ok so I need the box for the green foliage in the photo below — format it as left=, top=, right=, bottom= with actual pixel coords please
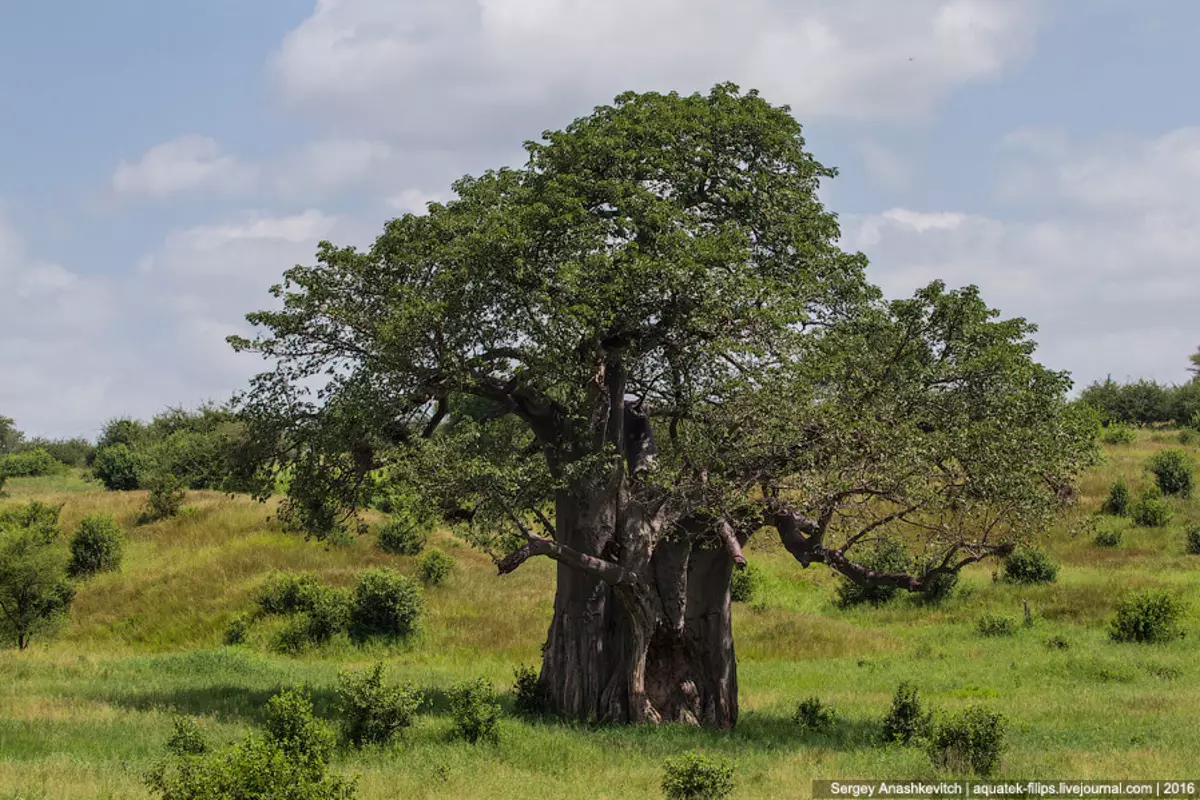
left=142, top=470, right=186, bottom=522
left=448, top=678, right=500, bottom=744
left=0, top=502, right=74, bottom=649
left=147, top=688, right=355, bottom=800
left=376, top=518, right=426, bottom=556
left=1100, top=478, right=1131, bottom=516
left=835, top=539, right=912, bottom=607
left=165, top=716, right=209, bottom=756
left=1094, top=527, right=1122, bottom=547
left=416, top=549, right=454, bottom=586
left=917, top=566, right=959, bottom=605
left=928, top=706, right=1006, bottom=776
left=1081, top=377, right=1200, bottom=427
left=881, top=682, right=932, bottom=745
left=1099, top=423, right=1138, bottom=445
left=256, top=571, right=324, bottom=616
left=1131, top=485, right=1172, bottom=528
left=223, top=613, right=252, bottom=646
left=255, top=572, right=350, bottom=649
left=1179, top=428, right=1197, bottom=446
left=0, top=448, right=68, bottom=478
left=1186, top=526, right=1200, bottom=555
left=792, top=697, right=836, bottom=733
left=0, top=415, right=22, bottom=455
left=1002, top=546, right=1058, bottom=585
left=349, top=568, right=423, bottom=641
left=67, top=515, right=125, bottom=577
left=661, top=751, right=735, bottom=800
left=976, top=614, right=1017, bottom=637
left=512, top=665, right=545, bottom=717
left=335, top=663, right=422, bottom=748
left=93, top=444, right=144, bottom=491
left=730, top=563, right=761, bottom=603
left=18, top=437, right=94, bottom=468
left=1109, top=590, right=1186, bottom=644
left=1147, top=449, right=1194, bottom=498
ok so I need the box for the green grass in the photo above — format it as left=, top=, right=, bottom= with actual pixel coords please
left=2, top=432, right=1200, bottom=798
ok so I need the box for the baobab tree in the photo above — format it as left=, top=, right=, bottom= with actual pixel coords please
left=230, top=84, right=1096, bottom=730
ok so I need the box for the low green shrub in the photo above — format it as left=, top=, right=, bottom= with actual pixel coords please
left=257, top=571, right=323, bottom=616
left=835, top=538, right=911, bottom=607
left=1100, top=423, right=1137, bottom=445
left=792, top=697, right=836, bottom=733
left=223, top=613, right=253, bottom=646
left=377, top=518, right=426, bottom=556
left=1094, top=528, right=1122, bottom=547
left=661, top=751, right=735, bottom=800
left=336, top=663, right=422, bottom=748
left=67, top=515, right=125, bottom=577
left=1131, top=485, right=1172, bottom=528
left=512, top=665, right=545, bottom=717
left=1186, top=526, right=1200, bottom=555
left=141, top=471, right=185, bottom=522
left=448, top=678, right=500, bottom=744
left=165, top=716, right=209, bottom=756
left=349, top=568, right=423, bottom=641
left=1109, top=590, right=1186, bottom=644
left=1100, top=478, right=1130, bottom=517
left=1002, top=547, right=1058, bottom=585
left=92, top=444, right=144, bottom=491
left=976, top=614, right=1016, bottom=637
left=417, top=549, right=454, bottom=586
left=928, top=706, right=1006, bottom=776
left=730, top=562, right=762, bottom=603
left=881, top=682, right=932, bottom=745
left=0, top=448, right=67, bottom=478
left=1147, top=450, right=1194, bottom=497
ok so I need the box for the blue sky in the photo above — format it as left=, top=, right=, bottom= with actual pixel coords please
left=2, top=0, right=1198, bottom=438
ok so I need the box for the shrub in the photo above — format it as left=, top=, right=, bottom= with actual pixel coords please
left=302, top=586, right=351, bottom=643
left=881, top=682, right=932, bottom=745
left=928, top=706, right=1006, bottom=776
left=1099, top=423, right=1137, bottom=445
left=917, top=568, right=959, bottom=605
left=1179, top=428, right=1197, bottom=446
left=264, top=688, right=336, bottom=761
left=29, top=437, right=94, bottom=468
left=223, top=613, right=252, bottom=646
left=376, top=517, right=426, bottom=556
left=1109, top=590, right=1186, bottom=644
left=792, top=697, right=836, bottom=733
left=976, top=614, right=1016, bottom=637
left=1002, top=546, right=1058, bottom=585
left=0, top=502, right=74, bottom=650
left=1100, top=478, right=1130, bottom=516
left=1131, top=485, right=1172, bottom=528
left=448, top=678, right=500, bottom=744
left=92, top=444, right=144, bottom=491
left=0, top=448, right=67, bottom=478
left=141, top=471, right=185, bottom=522
left=67, top=515, right=125, bottom=577
left=166, top=716, right=209, bottom=756
left=661, top=751, right=735, bottom=800
left=417, top=549, right=454, bottom=586
left=512, top=665, right=545, bottom=717
left=336, top=663, right=422, bottom=748
left=835, top=538, right=911, bottom=607
left=730, top=562, right=762, bottom=603
left=1186, top=526, right=1200, bottom=555
left=257, top=571, right=324, bottom=616
left=1148, top=450, right=1194, bottom=497
left=349, top=568, right=423, bottom=641
left=1094, top=527, right=1122, bottom=547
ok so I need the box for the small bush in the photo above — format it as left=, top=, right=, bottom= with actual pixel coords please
left=273, top=615, right=317, bottom=654
left=376, top=518, right=426, bottom=556
left=512, top=665, right=545, bottom=717
left=792, top=697, right=836, bottom=733
left=223, top=613, right=253, bottom=646
left=1094, top=528, right=1122, bottom=547
left=67, top=515, right=125, bottom=577
left=730, top=563, right=762, bottom=603
left=257, top=571, right=323, bottom=616
left=1002, top=547, right=1058, bottom=585
left=928, top=706, right=1006, bottom=776
left=976, top=614, right=1016, bottom=637
left=835, top=538, right=911, bottom=607
left=917, top=568, right=959, bottom=605
left=1109, top=590, right=1186, bottom=644
left=1100, top=478, right=1131, bottom=517
left=1131, top=485, right=1172, bottom=528
left=661, top=751, right=735, bottom=800
left=1147, top=450, right=1194, bottom=497
left=263, top=687, right=336, bottom=762
left=349, top=568, right=423, bottom=641
left=1179, top=428, right=1197, bottom=446
left=336, top=663, right=422, bottom=748
left=0, top=448, right=67, bottom=478
left=1100, top=423, right=1137, bottom=445
left=881, top=682, right=932, bottom=745
left=448, top=678, right=500, bottom=744
left=142, top=471, right=185, bottom=522
left=166, top=716, right=209, bottom=756
left=92, top=444, right=144, bottom=491
left=303, top=586, right=351, bottom=643
left=1186, top=526, right=1200, bottom=555
left=417, top=549, right=454, bottom=586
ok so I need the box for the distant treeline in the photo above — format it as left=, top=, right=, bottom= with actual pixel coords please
left=1080, top=378, right=1200, bottom=427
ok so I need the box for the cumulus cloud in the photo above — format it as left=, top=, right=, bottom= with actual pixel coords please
left=112, top=135, right=258, bottom=199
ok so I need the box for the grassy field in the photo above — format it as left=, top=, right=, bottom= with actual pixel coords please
left=2, top=431, right=1200, bottom=798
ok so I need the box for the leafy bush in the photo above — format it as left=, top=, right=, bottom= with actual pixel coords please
left=792, top=697, right=836, bottom=733
left=272, top=616, right=316, bottom=654
left=448, top=678, right=500, bottom=744
left=257, top=571, right=324, bottom=616
left=0, top=501, right=74, bottom=650
left=1094, top=527, right=1122, bottom=547
left=661, top=751, right=735, bottom=800
left=24, top=437, right=94, bottom=468
left=881, top=682, right=932, bottom=745
left=1131, top=485, right=1172, bottom=528
left=928, top=706, right=1006, bottom=776
left=336, top=663, right=422, bottom=748
left=376, top=517, right=427, bottom=556
left=257, top=574, right=350, bottom=651
left=166, top=716, right=209, bottom=756
left=1100, top=478, right=1130, bottom=516
left=917, top=567, right=959, bottom=605
left=730, top=562, right=761, bottom=603
left=223, top=613, right=252, bottom=646
left=1099, top=423, right=1137, bottom=445
left=0, top=448, right=67, bottom=478
left=67, top=515, right=125, bottom=577
left=1148, top=450, right=1194, bottom=498
left=302, top=586, right=351, bottom=644
left=92, top=444, right=144, bottom=491
left=1109, top=590, right=1186, bottom=644
left=512, top=665, right=545, bottom=717
left=417, top=549, right=454, bottom=586
left=1186, top=526, right=1200, bottom=555
left=976, top=614, right=1016, bottom=637
left=141, top=471, right=186, bottom=522
left=349, top=568, right=423, bottom=641
left=835, top=538, right=911, bottom=607
left=1002, top=546, right=1058, bottom=585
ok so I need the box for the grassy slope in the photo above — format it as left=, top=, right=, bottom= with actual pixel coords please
left=2, top=432, right=1200, bottom=798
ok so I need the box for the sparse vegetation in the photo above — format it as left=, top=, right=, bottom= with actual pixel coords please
left=976, top=614, right=1017, bottom=637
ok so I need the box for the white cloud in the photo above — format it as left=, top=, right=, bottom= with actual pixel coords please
left=112, top=135, right=258, bottom=199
